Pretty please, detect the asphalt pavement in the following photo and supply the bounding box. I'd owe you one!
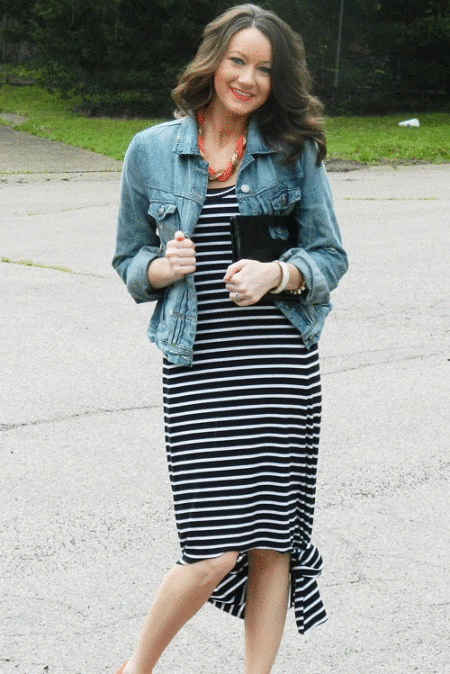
[1,125,449,674]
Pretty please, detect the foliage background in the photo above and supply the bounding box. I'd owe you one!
[1,0,449,116]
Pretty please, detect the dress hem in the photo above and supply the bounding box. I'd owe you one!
[177,541,327,635]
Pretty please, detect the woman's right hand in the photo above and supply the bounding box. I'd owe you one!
[165,231,196,280]
[148,231,196,289]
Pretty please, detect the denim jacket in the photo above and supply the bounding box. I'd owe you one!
[113,115,348,366]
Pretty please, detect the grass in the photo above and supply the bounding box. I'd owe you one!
[0,255,105,277]
[1,82,449,165]
[0,84,164,161]
[326,114,450,165]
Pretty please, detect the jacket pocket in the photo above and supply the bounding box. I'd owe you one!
[269,184,301,213]
[148,202,179,248]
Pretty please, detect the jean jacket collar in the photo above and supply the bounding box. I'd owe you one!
[173,114,277,157]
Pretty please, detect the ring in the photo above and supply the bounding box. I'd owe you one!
[234,292,240,301]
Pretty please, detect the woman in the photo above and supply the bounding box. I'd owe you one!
[112,4,348,674]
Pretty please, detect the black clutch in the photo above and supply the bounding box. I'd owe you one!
[229,214,298,300]
[230,214,297,263]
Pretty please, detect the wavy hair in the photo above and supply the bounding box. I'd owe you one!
[171,3,326,165]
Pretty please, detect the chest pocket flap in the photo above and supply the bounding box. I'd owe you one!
[270,186,301,213]
[148,202,179,245]
[148,201,177,220]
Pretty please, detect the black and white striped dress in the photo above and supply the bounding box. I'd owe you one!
[162,186,327,634]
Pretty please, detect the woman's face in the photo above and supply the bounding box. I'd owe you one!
[212,27,272,119]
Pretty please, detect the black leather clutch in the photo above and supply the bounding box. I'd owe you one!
[230,214,297,263]
[229,214,298,300]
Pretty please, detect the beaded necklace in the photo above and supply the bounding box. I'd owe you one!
[196,108,247,183]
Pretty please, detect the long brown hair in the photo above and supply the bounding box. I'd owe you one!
[172,3,326,165]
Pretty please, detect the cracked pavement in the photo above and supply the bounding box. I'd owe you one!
[0,130,449,674]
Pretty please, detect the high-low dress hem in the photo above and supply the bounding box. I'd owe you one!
[177,542,326,634]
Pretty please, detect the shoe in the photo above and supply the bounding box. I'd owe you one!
[115,664,127,674]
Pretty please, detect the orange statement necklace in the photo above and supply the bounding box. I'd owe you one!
[196,108,246,182]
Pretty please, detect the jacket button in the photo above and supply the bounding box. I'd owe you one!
[158,206,164,215]
[281,195,287,205]
[240,184,250,193]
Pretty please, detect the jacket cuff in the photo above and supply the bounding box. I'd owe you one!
[126,248,165,303]
[281,249,330,305]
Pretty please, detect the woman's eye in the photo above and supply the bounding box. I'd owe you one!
[259,66,271,75]
[230,56,244,65]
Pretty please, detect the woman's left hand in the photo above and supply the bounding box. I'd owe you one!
[224,259,281,305]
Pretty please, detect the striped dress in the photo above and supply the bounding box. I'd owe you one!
[162,186,327,634]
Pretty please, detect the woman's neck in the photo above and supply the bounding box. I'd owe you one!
[201,101,249,147]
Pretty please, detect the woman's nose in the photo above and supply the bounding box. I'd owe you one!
[237,66,256,87]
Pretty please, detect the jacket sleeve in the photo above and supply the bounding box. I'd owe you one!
[112,134,164,303]
[281,141,348,305]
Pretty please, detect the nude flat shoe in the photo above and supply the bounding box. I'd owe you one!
[114,664,127,674]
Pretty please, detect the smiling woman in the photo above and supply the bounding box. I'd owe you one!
[193,26,273,185]
[112,5,348,674]
[212,27,272,118]
[173,3,326,165]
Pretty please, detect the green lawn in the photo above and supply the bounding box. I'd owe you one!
[327,113,450,164]
[0,84,163,160]
[1,83,449,164]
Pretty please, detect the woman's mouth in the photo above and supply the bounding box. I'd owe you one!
[231,88,254,102]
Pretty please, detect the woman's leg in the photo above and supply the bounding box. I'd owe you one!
[124,551,238,674]
[244,549,291,674]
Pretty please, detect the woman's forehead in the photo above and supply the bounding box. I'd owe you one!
[226,27,272,62]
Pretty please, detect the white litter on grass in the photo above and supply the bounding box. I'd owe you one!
[399,118,420,127]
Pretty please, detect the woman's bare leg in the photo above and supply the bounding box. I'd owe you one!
[244,549,290,674]
[124,551,238,674]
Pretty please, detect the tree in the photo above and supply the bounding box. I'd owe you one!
[0,0,35,62]
[2,0,449,115]
[363,0,450,107]
[27,0,236,112]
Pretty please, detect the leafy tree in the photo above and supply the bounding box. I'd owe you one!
[2,0,449,115]
[27,0,236,112]
[363,0,450,107]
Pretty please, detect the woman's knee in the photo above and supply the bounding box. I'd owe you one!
[208,550,239,578]
[194,551,239,585]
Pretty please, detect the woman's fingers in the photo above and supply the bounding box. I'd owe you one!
[224,260,281,304]
[166,233,196,277]
[223,259,246,283]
